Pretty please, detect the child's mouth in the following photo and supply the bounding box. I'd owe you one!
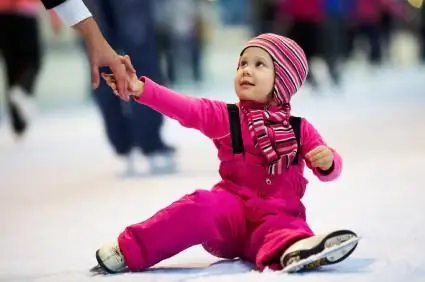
[240,81,255,87]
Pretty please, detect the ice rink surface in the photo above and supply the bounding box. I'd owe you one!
[1,55,425,282]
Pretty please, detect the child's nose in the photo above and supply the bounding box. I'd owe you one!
[243,67,252,76]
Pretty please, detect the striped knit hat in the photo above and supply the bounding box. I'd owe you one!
[239,33,308,175]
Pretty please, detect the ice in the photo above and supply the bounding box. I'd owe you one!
[1,52,425,281]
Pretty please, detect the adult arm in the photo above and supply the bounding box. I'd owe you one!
[40,0,134,98]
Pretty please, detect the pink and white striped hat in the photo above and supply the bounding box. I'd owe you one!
[241,33,309,105]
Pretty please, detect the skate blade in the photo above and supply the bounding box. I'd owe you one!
[282,236,361,273]
[89,264,108,275]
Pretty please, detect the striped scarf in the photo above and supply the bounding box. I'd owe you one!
[239,33,308,175]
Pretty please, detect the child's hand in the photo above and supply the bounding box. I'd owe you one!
[101,55,144,99]
[305,145,334,171]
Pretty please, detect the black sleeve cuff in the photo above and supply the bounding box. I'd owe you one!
[41,0,68,10]
[317,161,335,176]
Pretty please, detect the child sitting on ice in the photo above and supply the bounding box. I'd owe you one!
[95,33,359,274]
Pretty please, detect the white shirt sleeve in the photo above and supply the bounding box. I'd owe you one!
[53,0,92,27]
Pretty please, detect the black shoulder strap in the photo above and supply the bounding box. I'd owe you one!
[227,104,244,154]
[226,106,301,160]
[289,116,301,165]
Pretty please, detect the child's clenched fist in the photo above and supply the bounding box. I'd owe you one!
[305,145,334,171]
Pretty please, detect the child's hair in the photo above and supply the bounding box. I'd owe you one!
[239,33,308,106]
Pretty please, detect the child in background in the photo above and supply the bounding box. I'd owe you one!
[95,33,360,274]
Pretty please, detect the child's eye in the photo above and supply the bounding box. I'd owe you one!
[256,61,265,67]
[239,60,247,67]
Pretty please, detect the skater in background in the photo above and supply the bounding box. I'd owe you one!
[322,0,348,87]
[344,0,406,65]
[84,0,175,173]
[218,0,248,26]
[420,1,425,62]
[40,0,135,101]
[95,33,359,274]
[154,0,207,86]
[277,0,341,92]
[250,0,280,35]
[0,0,61,138]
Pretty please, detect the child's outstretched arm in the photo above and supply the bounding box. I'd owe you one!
[300,118,342,182]
[137,77,229,139]
[102,61,229,140]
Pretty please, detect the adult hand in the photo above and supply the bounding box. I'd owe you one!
[74,18,136,100]
[102,55,145,99]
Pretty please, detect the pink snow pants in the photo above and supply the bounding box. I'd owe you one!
[117,188,314,271]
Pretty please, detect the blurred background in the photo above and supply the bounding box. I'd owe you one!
[1,0,425,280]
[1,0,424,110]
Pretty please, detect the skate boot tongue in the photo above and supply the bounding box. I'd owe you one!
[95,242,127,274]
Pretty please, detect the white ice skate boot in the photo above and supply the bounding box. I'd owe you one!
[147,150,177,175]
[95,242,127,274]
[280,229,360,273]
[9,86,37,123]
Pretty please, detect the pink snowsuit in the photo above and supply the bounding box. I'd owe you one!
[117,77,343,271]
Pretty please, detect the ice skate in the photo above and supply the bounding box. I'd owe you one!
[147,146,177,175]
[122,150,137,177]
[280,229,360,273]
[93,242,127,274]
[9,86,37,124]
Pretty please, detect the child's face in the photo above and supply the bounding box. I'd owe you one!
[235,47,275,104]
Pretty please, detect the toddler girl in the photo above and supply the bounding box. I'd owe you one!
[95,33,359,274]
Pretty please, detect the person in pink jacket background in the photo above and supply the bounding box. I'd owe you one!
[94,33,360,274]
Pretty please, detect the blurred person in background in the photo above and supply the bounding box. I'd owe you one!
[154,0,207,86]
[154,0,176,86]
[83,0,176,174]
[250,0,280,35]
[343,0,406,66]
[420,1,425,62]
[379,1,397,60]
[277,0,341,93]
[321,0,347,88]
[218,0,248,26]
[0,0,61,139]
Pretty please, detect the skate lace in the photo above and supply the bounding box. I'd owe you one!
[113,246,124,263]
